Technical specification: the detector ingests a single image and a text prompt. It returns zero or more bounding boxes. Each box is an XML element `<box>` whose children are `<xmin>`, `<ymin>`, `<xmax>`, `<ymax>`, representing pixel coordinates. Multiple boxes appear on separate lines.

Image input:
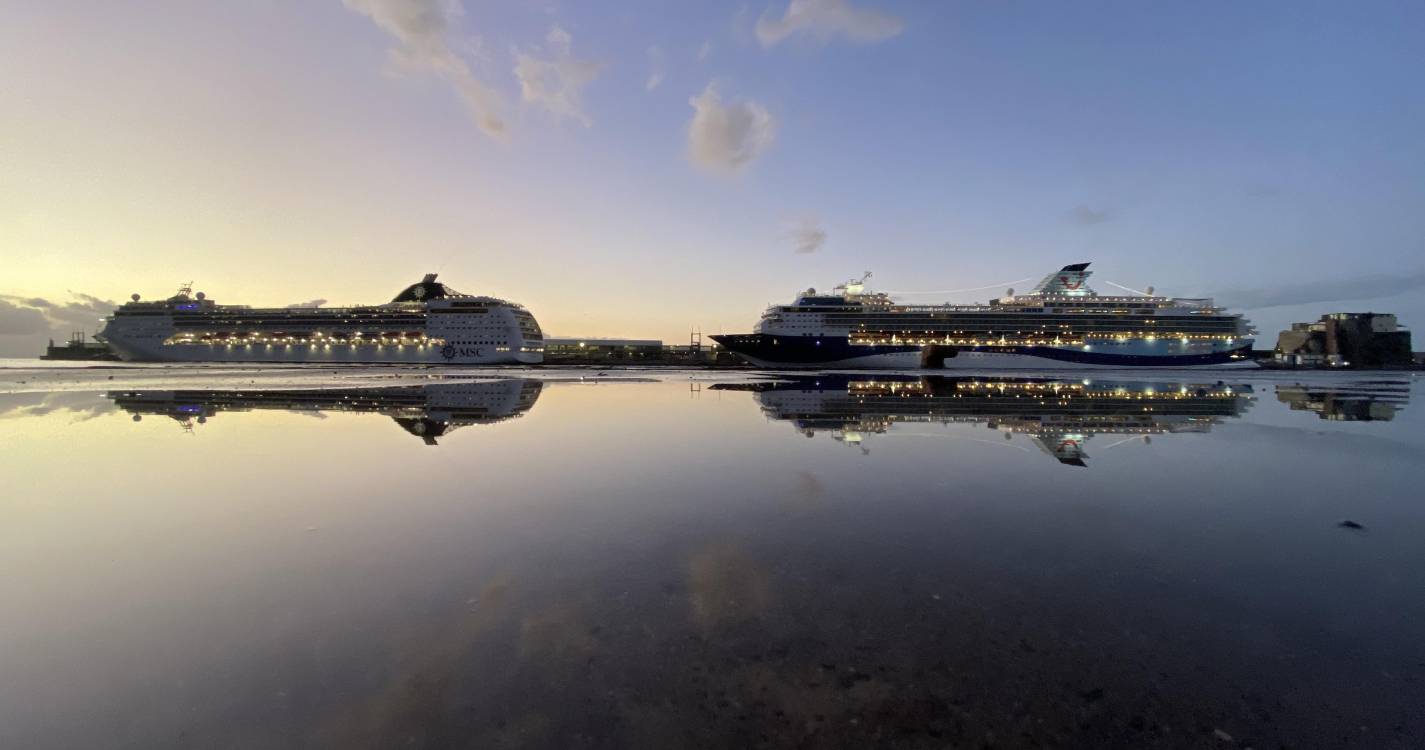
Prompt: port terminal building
<box><xmin>543</xmin><ymin>338</ymin><xmax>665</xmax><ymax>361</ymax></box>
<box><xmin>541</xmin><ymin>338</ymin><xmax>739</xmax><ymax>365</ymax></box>
<box><xmin>1274</xmin><ymin>313</ymin><xmax>1412</xmax><ymax>368</ymax></box>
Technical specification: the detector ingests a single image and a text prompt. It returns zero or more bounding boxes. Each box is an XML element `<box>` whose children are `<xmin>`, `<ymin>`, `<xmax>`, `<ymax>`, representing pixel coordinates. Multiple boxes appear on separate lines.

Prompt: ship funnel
<box><xmin>1030</xmin><ymin>263</ymin><xmax>1094</xmax><ymax>297</ymax></box>
<box><xmin>422</xmin><ymin>273</ymin><xmax>438</xmax><ymax>283</ymax></box>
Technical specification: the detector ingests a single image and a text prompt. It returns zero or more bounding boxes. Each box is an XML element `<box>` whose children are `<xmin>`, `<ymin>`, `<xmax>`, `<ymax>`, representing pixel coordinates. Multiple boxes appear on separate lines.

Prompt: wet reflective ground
<box><xmin>1</xmin><ymin>368</ymin><xmax>1422</xmax><ymax>749</ymax></box>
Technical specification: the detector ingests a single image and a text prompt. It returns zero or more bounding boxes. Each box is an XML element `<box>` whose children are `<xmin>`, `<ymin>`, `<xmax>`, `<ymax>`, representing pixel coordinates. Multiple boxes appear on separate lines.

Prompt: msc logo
<box><xmin>1058</xmin><ymin>275</ymin><xmax>1084</xmax><ymax>290</ymax></box>
<box><xmin>440</xmin><ymin>345</ymin><xmax>485</xmax><ymax>360</ymax></box>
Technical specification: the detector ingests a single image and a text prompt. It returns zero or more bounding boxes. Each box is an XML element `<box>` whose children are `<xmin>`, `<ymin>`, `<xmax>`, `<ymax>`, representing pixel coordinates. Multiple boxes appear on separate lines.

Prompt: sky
<box><xmin>2</xmin><ymin>0</ymin><xmax>1423</xmax><ymax>356</ymax></box>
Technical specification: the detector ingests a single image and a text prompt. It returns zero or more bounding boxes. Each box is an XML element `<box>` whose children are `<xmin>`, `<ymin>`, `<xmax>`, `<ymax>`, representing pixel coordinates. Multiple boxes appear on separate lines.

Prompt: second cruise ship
<box><xmin>712</xmin><ymin>263</ymin><xmax>1256</xmax><ymax>369</ymax></box>
<box><xmin>99</xmin><ymin>274</ymin><xmax>543</xmax><ymax>365</ymax></box>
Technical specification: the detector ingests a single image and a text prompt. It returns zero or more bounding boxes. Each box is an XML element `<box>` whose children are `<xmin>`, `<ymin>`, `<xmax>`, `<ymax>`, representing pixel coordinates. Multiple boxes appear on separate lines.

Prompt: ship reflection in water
<box><xmin>1</xmin><ymin>372</ymin><xmax>1422</xmax><ymax>749</ymax></box>
<box><xmin>716</xmin><ymin>375</ymin><xmax>1254</xmax><ymax>467</ymax></box>
<box><xmin>109</xmin><ymin>379</ymin><xmax>543</xmax><ymax>444</ymax></box>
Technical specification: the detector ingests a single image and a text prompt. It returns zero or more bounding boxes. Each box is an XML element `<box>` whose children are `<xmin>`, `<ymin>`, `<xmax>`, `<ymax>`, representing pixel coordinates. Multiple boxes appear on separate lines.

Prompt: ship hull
<box><xmin>102</xmin><ymin>340</ymin><xmax>540</xmax><ymax>366</ymax></box>
<box><xmin>711</xmin><ymin>334</ymin><xmax>1257</xmax><ymax>369</ymax></box>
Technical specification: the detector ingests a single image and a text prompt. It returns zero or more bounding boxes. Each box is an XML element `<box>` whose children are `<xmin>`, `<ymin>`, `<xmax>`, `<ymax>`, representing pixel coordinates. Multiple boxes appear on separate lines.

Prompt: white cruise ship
<box><xmin>98</xmin><ymin>275</ymin><xmax>543</xmax><ymax>364</ymax></box>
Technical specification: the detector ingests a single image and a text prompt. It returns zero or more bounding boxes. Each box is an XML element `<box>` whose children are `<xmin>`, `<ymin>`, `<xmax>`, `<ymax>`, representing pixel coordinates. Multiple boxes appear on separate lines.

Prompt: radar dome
<box><xmin>130</xmin><ymin>293</ymin><xmax>140</xmax><ymax>302</ymax></box>
<box><xmin>1005</xmin><ymin>288</ymin><xmax>1014</xmax><ymax>297</ymax></box>
<box><xmin>1145</xmin><ymin>286</ymin><xmax>1155</xmax><ymax>296</ymax></box>
<box><xmin>195</xmin><ymin>291</ymin><xmax>205</xmax><ymax>300</ymax></box>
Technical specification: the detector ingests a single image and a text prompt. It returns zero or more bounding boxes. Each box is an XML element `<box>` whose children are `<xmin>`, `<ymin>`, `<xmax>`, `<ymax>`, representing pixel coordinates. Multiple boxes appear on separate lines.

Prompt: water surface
<box><xmin>1</xmin><ymin>368</ymin><xmax>1422</xmax><ymax>749</ymax></box>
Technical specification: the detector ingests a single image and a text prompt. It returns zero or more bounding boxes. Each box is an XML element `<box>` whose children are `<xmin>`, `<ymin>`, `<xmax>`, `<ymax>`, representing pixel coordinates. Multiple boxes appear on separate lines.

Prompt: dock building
<box><xmin>1274</xmin><ymin>313</ymin><xmax>1412</xmax><ymax>368</ymax></box>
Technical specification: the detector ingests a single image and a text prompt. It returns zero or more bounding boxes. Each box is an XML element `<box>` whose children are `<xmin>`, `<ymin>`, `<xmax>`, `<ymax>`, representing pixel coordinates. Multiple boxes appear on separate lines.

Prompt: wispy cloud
<box><xmin>687</xmin><ymin>82</ymin><xmax>777</xmax><ymax>174</ymax></box>
<box><xmin>755</xmin><ymin>0</ymin><xmax>904</xmax><ymax>48</ymax></box>
<box><xmin>1214</xmin><ymin>269</ymin><xmax>1425</xmax><ymax>309</ymax></box>
<box><xmin>1068</xmin><ymin>205</ymin><xmax>1111</xmax><ymax>225</ymax></box>
<box><xmin>784</xmin><ymin>216</ymin><xmax>827</xmax><ymax>254</ymax></box>
<box><xmin>514</xmin><ymin>26</ymin><xmax>603</xmax><ymax>126</ymax></box>
<box><xmin>697</xmin><ymin>40</ymin><xmax>714</xmax><ymax>61</ymax></box>
<box><xmin>645</xmin><ymin>45</ymin><xmax>664</xmax><ymax>91</ymax></box>
<box><xmin>343</xmin><ymin>0</ymin><xmax>507</xmax><ymax>138</ymax></box>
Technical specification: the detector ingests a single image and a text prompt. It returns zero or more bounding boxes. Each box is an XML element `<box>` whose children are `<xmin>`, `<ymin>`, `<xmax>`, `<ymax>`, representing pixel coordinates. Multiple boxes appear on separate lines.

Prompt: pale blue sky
<box><xmin>2</xmin><ymin>0</ymin><xmax>1423</xmax><ymax>352</ymax></box>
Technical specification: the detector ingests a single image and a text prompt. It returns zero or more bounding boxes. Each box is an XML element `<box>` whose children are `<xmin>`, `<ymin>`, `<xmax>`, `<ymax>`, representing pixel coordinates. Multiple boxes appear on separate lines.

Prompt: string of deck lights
<box><xmin>847</xmin><ymin>332</ymin><xmax>1238</xmax><ymax>347</ymax></box>
<box><xmin>164</xmin><ymin>332</ymin><xmax>448</xmax><ymax>347</ymax></box>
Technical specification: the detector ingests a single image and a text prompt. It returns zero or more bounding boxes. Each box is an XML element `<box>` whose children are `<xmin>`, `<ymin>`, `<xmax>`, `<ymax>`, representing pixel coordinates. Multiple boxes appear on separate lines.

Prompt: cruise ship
<box><xmin>712</xmin><ymin>264</ymin><xmax>1256</xmax><ymax>369</ymax></box>
<box><xmin>713</xmin><ymin>374</ymin><xmax>1253</xmax><ymax>467</ymax></box>
<box><xmin>110</xmin><ymin>380</ymin><xmax>543</xmax><ymax>444</ymax></box>
<box><xmin>99</xmin><ymin>275</ymin><xmax>543</xmax><ymax>364</ymax></box>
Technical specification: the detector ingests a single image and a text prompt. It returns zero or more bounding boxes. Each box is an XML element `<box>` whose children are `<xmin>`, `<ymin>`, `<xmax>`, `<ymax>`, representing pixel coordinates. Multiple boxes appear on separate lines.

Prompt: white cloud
<box><xmin>687</xmin><ymin>83</ymin><xmax>777</xmax><ymax>174</ymax></box>
<box><xmin>785</xmin><ymin>216</ymin><xmax>827</xmax><ymax>254</ymax></box>
<box><xmin>514</xmin><ymin>26</ymin><xmax>603</xmax><ymax>126</ymax></box>
<box><xmin>343</xmin><ymin>0</ymin><xmax>507</xmax><ymax>138</ymax></box>
<box><xmin>645</xmin><ymin>45</ymin><xmax>665</xmax><ymax>91</ymax></box>
<box><xmin>697</xmin><ymin>40</ymin><xmax>714</xmax><ymax>61</ymax></box>
<box><xmin>546</xmin><ymin>25</ymin><xmax>572</xmax><ymax>54</ymax></box>
<box><xmin>755</xmin><ymin>0</ymin><xmax>904</xmax><ymax>47</ymax></box>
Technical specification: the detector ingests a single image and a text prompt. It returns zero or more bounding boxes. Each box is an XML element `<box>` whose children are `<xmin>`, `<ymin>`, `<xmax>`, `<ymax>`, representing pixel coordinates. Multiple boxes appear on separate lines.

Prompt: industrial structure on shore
<box><xmin>541</xmin><ymin>332</ymin><xmax>740</xmax><ymax>366</ymax></box>
<box><xmin>1273</xmin><ymin>313</ymin><xmax>1413</xmax><ymax>368</ymax></box>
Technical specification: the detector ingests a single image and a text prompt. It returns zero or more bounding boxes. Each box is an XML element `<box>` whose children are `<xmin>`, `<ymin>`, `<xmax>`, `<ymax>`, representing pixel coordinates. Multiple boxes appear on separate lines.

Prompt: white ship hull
<box><xmin>103</xmin><ymin>340</ymin><xmax>539</xmax><ymax>365</ymax></box>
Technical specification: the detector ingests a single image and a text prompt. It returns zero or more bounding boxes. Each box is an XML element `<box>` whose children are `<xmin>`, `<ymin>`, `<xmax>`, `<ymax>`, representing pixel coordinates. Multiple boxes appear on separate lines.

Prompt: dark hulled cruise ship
<box><xmin>712</xmin><ymin>264</ymin><xmax>1256</xmax><ymax>369</ymax></box>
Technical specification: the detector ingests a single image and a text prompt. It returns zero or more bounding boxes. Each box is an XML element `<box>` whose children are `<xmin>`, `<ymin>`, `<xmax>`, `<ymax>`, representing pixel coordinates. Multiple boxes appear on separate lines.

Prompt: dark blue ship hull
<box><xmin>710</xmin><ymin>334</ymin><xmax>1256</xmax><ymax>369</ymax></box>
